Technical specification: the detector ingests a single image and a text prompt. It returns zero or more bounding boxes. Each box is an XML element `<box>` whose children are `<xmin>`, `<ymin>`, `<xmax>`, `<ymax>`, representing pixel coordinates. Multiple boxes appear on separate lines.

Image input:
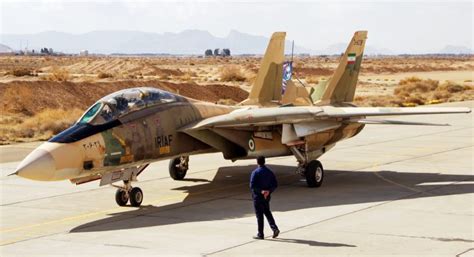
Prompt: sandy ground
<box><xmin>0</xmin><ymin>101</ymin><xmax>472</xmax><ymax>256</ymax></box>
<box><xmin>1</xmin><ymin>55</ymin><xmax>473</xmax><ymax>144</ymax></box>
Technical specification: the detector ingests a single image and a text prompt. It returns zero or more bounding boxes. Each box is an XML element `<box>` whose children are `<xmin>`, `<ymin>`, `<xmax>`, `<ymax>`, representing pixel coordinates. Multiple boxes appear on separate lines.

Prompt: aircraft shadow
<box><xmin>70</xmin><ymin>164</ymin><xmax>474</xmax><ymax>233</ymax></box>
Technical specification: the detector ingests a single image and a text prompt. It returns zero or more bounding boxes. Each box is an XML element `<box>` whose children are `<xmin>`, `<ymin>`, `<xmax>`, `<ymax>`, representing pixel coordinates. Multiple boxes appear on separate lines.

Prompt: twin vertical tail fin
<box><xmin>313</xmin><ymin>30</ymin><xmax>368</xmax><ymax>105</ymax></box>
<box><xmin>241</xmin><ymin>31</ymin><xmax>367</xmax><ymax>106</ymax></box>
<box><xmin>240</xmin><ymin>32</ymin><xmax>286</xmax><ymax>106</ymax></box>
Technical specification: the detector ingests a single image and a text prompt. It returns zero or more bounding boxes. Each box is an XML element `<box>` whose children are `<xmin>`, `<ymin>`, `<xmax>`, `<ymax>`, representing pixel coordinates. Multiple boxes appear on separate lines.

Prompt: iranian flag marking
<box><xmin>348</xmin><ymin>53</ymin><xmax>356</xmax><ymax>64</ymax></box>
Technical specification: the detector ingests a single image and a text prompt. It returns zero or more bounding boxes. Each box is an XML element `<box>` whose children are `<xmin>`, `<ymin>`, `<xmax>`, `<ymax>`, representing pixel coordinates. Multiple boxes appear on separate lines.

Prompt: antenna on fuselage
<box><xmin>291</xmin><ymin>40</ymin><xmax>294</xmax><ymax>63</ymax></box>
<box><xmin>290</xmin><ymin>40</ymin><xmax>308</xmax><ymax>88</ymax></box>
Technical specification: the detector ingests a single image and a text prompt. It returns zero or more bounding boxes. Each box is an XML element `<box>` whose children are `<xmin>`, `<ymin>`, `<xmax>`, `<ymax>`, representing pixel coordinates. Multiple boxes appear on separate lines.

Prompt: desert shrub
<box><xmin>45</xmin><ymin>67</ymin><xmax>70</xmax><ymax>81</ymax></box>
<box><xmin>399</xmin><ymin>76</ymin><xmax>422</xmax><ymax>85</ymax></box>
<box><xmin>394</xmin><ymin>79</ymin><xmax>439</xmax><ymax>96</ymax></box>
<box><xmin>368</xmin><ymin>98</ymin><xmax>392</xmax><ymax>107</ymax></box>
<box><xmin>405</xmin><ymin>95</ymin><xmax>425</xmax><ymax>105</ymax></box>
<box><xmin>180</xmin><ymin>73</ymin><xmax>193</xmax><ymax>82</ymax></box>
<box><xmin>21</xmin><ymin>108</ymin><xmax>83</xmax><ymax>138</ymax></box>
<box><xmin>433</xmin><ymin>91</ymin><xmax>452</xmax><ymax>100</ymax></box>
<box><xmin>97</xmin><ymin>72</ymin><xmax>113</xmax><ymax>79</ymax></box>
<box><xmin>219</xmin><ymin>65</ymin><xmax>246</xmax><ymax>82</ymax></box>
<box><xmin>10</xmin><ymin>69</ymin><xmax>33</xmax><ymax>77</ymax></box>
<box><xmin>438</xmin><ymin>81</ymin><xmax>464</xmax><ymax>93</ymax></box>
<box><xmin>244</xmin><ymin>70</ymin><xmax>257</xmax><ymax>83</ymax></box>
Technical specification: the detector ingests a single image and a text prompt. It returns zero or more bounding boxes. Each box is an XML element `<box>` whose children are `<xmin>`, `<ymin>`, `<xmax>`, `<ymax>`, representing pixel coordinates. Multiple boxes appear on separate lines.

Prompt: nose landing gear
<box><xmin>106</xmin><ymin>164</ymin><xmax>148</xmax><ymax>207</ymax></box>
<box><xmin>129</xmin><ymin>187</ymin><xmax>144</xmax><ymax>207</ymax></box>
<box><xmin>115</xmin><ymin>188</ymin><xmax>129</xmax><ymax>206</ymax></box>
<box><xmin>114</xmin><ymin>180</ymin><xmax>144</xmax><ymax>207</ymax></box>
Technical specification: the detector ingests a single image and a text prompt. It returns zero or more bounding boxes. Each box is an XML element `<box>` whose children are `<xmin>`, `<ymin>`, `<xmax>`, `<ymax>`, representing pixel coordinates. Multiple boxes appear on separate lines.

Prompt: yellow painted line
<box><xmin>0</xmin><ymin>191</ymin><xmax>185</xmax><ymax>246</ymax></box>
<box><xmin>0</xmin><ymin>174</ymin><xmax>295</xmax><ymax>246</ymax></box>
<box><xmin>1</xmin><ymin>189</ymin><xmax>198</xmax><ymax>234</ymax></box>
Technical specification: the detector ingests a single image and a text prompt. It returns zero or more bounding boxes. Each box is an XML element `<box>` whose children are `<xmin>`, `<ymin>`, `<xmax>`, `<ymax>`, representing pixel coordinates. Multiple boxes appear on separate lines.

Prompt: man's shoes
<box><xmin>272</xmin><ymin>229</ymin><xmax>280</xmax><ymax>238</ymax></box>
<box><xmin>253</xmin><ymin>234</ymin><xmax>264</xmax><ymax>240</ymax></box>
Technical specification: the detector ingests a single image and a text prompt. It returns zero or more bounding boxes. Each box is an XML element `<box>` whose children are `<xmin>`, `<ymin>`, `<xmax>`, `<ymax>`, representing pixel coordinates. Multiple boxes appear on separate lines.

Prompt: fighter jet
<box><xmin>12</xmin><ymin>31</ymin><xmax>470</xmax><ymax>207</ymax></box>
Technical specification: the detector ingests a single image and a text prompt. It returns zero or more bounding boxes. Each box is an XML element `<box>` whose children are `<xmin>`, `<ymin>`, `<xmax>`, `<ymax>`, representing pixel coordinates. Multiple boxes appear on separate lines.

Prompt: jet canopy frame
<box><xmin>77</xmin><ymin>87</ymin><xmax>177</xmax><ymax>125</ymax></box>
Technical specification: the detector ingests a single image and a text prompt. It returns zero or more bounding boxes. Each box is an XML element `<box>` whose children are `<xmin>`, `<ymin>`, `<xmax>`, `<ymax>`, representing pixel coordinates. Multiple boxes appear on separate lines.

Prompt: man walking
<box><xmin>250</xmin><ymin>156</ymin><xmax>280</xmax><ymax>239</ymax></box>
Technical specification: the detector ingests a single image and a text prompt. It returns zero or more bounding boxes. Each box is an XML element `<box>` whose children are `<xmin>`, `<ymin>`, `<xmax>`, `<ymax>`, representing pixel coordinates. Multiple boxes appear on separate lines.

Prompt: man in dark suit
<box><xmin>250</xmin><ymin>156</ymin><xmax>280</xmax><ymax>239</ymax></box>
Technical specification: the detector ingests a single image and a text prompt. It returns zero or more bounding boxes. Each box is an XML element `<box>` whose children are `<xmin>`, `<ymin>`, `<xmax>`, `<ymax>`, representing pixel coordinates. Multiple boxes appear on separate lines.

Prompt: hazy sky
<box><xmin>1</xmin><ymin>0</ymin><xmax>472</xmax><ymax>53</ymax></box>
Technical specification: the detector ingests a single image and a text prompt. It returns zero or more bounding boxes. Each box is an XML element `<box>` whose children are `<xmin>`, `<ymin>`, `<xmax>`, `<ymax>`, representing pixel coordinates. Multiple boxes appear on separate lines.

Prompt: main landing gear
<box><xmin>114</xmin><ymin>180</ymin><xmax>144</xmax><ymax>207</ymax></box>
<box><xmin>169</xmin><ymin>156</ymin><xmax>189</xmax><ymax>180</ymax></box>
<box><xmin>291</xmin><ymin>146</ymin><xmax>325</xmax><ymax>188</ymax></box>
<box><xmin>299</xmin><ymin>160</ymin><xmax>324</xmax><ymax>188</ymax></box>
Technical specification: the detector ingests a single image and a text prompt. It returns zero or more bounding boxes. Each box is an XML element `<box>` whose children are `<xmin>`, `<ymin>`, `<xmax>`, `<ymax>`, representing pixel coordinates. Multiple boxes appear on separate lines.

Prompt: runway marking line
<box><xmin>372</xmin><ymin>167</ymin><xmax>424</xmax><ymax>193</ymax></box>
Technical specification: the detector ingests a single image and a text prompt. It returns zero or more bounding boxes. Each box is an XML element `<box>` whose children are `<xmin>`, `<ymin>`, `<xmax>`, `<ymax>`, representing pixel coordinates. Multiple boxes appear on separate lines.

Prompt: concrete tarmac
<box><xmin>1</xmin><ymin>101</ymin><xmax>473</xmax><ymax>256</ymax></box>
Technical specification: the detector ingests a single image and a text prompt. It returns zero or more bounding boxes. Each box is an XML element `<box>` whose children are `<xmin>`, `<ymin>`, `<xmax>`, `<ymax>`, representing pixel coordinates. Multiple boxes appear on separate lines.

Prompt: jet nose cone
<box><xmin>15</xmin><ymin>149</ymin><xmax>56</xmax><ymax>181</ymax></box>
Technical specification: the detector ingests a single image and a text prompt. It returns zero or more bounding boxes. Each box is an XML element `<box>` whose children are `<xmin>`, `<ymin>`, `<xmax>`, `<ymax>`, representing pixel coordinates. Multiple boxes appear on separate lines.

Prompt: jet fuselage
<box><xmin>14</xmin><ymin>87</ymin><xmax>365</xmax><ymax>182</ymax></box>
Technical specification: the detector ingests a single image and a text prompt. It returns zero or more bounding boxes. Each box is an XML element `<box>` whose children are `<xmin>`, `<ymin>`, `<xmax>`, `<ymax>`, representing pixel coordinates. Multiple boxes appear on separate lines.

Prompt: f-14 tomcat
<box><xmin>13</xmin><ymin>31</ymin><xmax>470</xmax><ymax>207</ymax></box>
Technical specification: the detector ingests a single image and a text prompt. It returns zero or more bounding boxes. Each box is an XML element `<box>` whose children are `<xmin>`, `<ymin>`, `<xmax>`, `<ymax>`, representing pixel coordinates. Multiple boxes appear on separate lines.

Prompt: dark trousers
<box><xmin>253</xmin><ymin>196</ymin><xmax>278</xmax><ymax>236</ymax></box>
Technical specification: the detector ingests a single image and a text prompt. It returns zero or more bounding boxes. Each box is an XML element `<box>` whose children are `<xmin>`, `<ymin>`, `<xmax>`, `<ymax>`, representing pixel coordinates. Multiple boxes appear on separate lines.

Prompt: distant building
<box><xmin>222</xmin><ymin>48</ymin><xmax>231</xmax><ymax>57</ymax></box>
<box><xmin>204</xmin><ymin>49</ymin><xmax>213</xmax><ymax>57</ymax></box>
<box><xmin>208</xmin><ymin>48</ymin><xmax>231</xmax><ymax>57</ymax></box>
<box><xmin>40</xmin><ymin>47</ymin><xmax>54</xmax><ymax>55</ymax></box>
<box><xmin>80</xmin><ymin>50</ymin><xmax>89</xmax><ymax>56</ymax></box>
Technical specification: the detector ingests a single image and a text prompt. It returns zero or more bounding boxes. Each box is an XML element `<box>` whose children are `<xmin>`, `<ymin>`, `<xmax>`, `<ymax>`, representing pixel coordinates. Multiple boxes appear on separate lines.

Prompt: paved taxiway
<box><xmin>1</xmin><ymin>101</ymin><xmax>473</xmax><ymax>256</ymax></box>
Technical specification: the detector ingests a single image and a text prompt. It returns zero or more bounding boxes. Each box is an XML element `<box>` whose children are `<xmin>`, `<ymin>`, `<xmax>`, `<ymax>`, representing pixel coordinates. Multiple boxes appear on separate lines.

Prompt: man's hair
<box><xmin>257</xmin><ymin>156</ymin><xmax>265</xmax><ymax>166</ymax></box>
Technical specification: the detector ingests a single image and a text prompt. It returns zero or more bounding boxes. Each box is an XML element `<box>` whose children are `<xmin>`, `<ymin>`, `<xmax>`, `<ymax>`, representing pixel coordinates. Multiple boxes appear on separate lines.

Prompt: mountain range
<box><xmin>1</xmin><ymin>30</ymin><xmax>472</xmax><ymax>55</ymax></box>
<box><xmin>1</xmin><ymin>30</ymin><xmax>310</xmax><ymax>55</ymax></box>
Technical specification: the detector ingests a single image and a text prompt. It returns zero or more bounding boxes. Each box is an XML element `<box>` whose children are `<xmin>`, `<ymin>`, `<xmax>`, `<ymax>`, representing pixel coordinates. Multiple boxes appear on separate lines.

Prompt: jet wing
<box><xmin>181</xmin><ymin>106</ymin><xmax>471</xmax><ymax>130</ymax></box>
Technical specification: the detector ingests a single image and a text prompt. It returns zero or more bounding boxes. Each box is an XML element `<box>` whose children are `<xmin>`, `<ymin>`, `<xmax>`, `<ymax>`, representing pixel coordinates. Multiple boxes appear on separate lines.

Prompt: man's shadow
<box><xmin>70</xmin><ymin>164</ymin><xmax>474</xmax><ymax>233</ymax></box>
<box><xmin>271</xmin><ymin>238</ymin><xmax>356</xmax><ymax>247</ymax></box>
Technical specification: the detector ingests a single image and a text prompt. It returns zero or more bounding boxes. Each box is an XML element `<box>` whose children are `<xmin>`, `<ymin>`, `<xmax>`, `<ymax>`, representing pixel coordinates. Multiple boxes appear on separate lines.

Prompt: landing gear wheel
<box><xmin>129</xmin><ymin>187</ymin><xmax>143</xmax><ymax>207</ymax></box>
<box><xmin>305</xmin><ymin>160</ymin><xmax>324</xmax><ymax>188</ymax></box>
<box><xmin>115</xmin><ymin>189</ymin><xmax>129</xmax><ymax>206</ymax></box>
<box><xmin>169</xmin><ymin>156</ymin><xmax>189</xmax><ymax>180</ymax></box>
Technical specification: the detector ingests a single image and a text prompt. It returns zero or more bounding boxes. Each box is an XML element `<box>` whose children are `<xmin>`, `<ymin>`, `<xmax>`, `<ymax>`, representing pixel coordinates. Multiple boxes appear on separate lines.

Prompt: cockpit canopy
<box><xmin>78</xmin><ymin>87</ymin><xmax>178</xmax><ymax>125</ymax></box>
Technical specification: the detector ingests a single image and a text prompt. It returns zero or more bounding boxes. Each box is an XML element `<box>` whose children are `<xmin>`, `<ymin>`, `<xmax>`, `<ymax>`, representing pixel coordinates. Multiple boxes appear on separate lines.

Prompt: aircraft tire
<box><xmin>169</xmin><ymin>157</ymin><xmax>187</xmax><ymax>180</ymax></box>
<box><xmin>130</xmin><ymin>187</ymin><xmax>143</xmax><ymax>207</ymax></box>
<box><xmin>305</xmin><ymin>160</ymin><xmax>324</xmax><ymax>188</ymax></box>
<box><xmin>115</xmin><ymin>189</ymin><xmax>129</xmax><ymax>206</ymax></box>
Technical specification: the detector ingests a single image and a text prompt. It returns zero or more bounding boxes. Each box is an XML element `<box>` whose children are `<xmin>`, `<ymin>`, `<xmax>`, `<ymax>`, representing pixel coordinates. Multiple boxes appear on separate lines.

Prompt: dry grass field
<box><xmin>0</xmin><ymin>55</ymin><xmax>472</xmax><ymax>144</ymax></box>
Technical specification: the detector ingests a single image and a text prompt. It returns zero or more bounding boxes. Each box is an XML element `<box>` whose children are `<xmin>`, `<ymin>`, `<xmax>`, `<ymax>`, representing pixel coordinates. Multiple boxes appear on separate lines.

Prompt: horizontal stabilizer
<box><xmin>325</xmin><ymin>107</ymin><xmax>472</xmax><ymax>117</ymax></box>
<box><xmin>357</xmin><ymin>119</ymin><xmax>449</xmax><ymax>126</ymax></box>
